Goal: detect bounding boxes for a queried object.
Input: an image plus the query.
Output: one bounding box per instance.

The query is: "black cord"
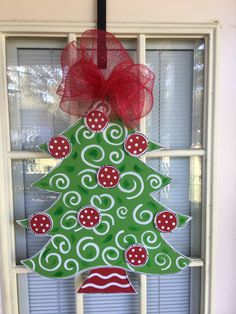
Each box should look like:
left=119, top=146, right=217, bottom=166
left=97, top=0, right=107, bottom=69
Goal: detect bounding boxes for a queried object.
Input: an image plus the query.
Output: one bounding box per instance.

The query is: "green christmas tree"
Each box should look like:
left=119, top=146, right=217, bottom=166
left=18, top=106, right=191, bottom=293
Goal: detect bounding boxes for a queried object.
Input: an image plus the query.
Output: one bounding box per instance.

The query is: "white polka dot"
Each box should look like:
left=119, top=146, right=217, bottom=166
left=110, top=182, right=113, bottom=185
left=81, top=215, right=84, bottom=218
left=133, top=150, right=137, bottom=154
left=62, top=140, right=65, bottom=144
left=49, top=145, right=54, bottom=149
left=172, top=222, right=176, bottom=226
left=42, top=217, right=46, bottom=220
left=85, top=210, right=88, bottom=214
left=139, top=148, right=143, bottom=152
left=103, top=182, right=107, bottom=185
left=91, top=210, right=94, bottom=213
left=92, top=113, right=95, bottom=116
left=64, top=146, right=68, bottom=149
left=42, top=229, right=45, bottom=232
left=161, top=226, right=165, bottom=229
left=98, top=113, right=101, bottom=116
left=88, top=118, right=92, bottom=122
left=167, top=227, right=170, bottom=230
left=158, top=220, right=161, bottom=223
left=135, top=254, right=138, bottom=258
left=131, top=259, right=135, bottom=263
left=165, top=220, right=168, bottom=224
left=33, top=223, right=36, bottom=226
left=90, top=222, right=94, bottom=225
left=95, top=216, right=98, bottom=219
left=83, top=221, right=86, bottom=224
left=127, top=145, right=131, bottom=149
left=107, top=175, right=111, bottom=178
left=35, top=228, right=38, bottom=231
left=139, top=248, right=142, bottom=252
left=138, top=260, right=141, bottom=264
left=163, top=214, right=166, bottom=218
left=40, top=223, right=43, bottom=226
left=63, top=152, right=66, bottom=155
left=130, top=139, right=133, bottom=142
left=135, top=143, right=138, bottom=147
left=142, top=141, right=146, bottom=144
left=34, top=218, right=38, bottom=221
left=55, top=152, right=58, bottom=156
left=101, top=174, right=104, bottom=177
left=112, top=169, right=115, bottom=173
left=101, top=118, right=104, bottom=121
left=87, top=216, right=91, bottom=219
left=91, top=125, right=95, bottom=128
left=136, top=136, right=139, bottom=139
left=105, top=168, right=108, bottom=172
left=46, top=224, right=49, bottom=227
left=170, top=215, right=173, bottom=219
left=129, top=254, right=132, bottom=257
left=114, top=176, right=117, bottom=179
left=98, top=125, right=102, bottom=129
left=95, top=118, right=98, bottom=122
left=142, top=254, right=145, bottom=258
left=58, top=147, right=61, bottom=150
left=54, top=140, right=57, bottom=143
left=132, top=249, right=135, bottom=252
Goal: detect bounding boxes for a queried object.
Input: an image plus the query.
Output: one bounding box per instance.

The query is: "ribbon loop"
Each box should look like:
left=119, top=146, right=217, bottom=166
left=57, top=29, right=155, bottom=128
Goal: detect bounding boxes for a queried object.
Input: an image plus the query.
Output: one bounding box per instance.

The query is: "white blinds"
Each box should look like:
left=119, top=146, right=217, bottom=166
left=8, top=38, right=203, bottom=314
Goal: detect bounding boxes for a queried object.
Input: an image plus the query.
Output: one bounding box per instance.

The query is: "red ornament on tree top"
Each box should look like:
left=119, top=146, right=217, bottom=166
left=85, top=109, right=108, bottom=132
left=97, top=165, right=120, bottom=188
left=125, top=244, right=148, bottom=267
left=77, top=206, right=101, bottom=229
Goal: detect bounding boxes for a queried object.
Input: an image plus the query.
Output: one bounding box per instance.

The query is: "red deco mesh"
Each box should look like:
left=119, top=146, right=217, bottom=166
left=57, top=29, right=155, bottom=128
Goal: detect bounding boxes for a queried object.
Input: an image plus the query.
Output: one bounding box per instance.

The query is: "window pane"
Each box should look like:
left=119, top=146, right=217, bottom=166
left=147, top=267, right=201, bottom=314
left=17, top=274, right=76, bottom=314
left=7, top=38, right=71, bottom=151
left=147, top=157, right=202, bottom=256
left=12, top=159, right=59, bottom=264
left=146, top=39, right=204, bottom=149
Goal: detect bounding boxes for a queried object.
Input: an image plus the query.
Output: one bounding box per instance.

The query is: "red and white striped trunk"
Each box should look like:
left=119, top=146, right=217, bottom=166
left=77, top=267, right=136, bottom=294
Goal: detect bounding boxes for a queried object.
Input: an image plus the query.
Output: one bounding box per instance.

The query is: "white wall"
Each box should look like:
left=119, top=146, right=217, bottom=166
left=0, top=0, right=236, bottom=313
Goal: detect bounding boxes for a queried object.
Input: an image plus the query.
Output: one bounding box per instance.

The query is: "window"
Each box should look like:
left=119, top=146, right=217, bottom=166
left=0, top=23, right=219, bottom=314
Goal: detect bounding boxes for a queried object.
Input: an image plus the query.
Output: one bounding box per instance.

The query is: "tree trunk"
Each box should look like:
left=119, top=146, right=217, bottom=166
left=77, top=267, right=136, bottom=294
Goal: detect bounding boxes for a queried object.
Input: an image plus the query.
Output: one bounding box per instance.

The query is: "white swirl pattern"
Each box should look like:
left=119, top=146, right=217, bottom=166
left=116, top=206, right=128, bottom=219
left=62, top=191, right=81, bottom=208
left=155, top=253, right=172, bottom=270
left=81, top=145, right=105, bottom=168
left=49, top=173, right=70, bottom=190
left=77, top=169, right=98, bottom=189
left=103, top=123, right=128, bottom=146
left=102, top=246, right=120, bottom=265
left=133, top=204, right=154, bottom=225
left=75, top=125, right=96, bottom=144
left=90, top=194, right=115, bottom=212
left=147, top=174, right=163, bottom=190
left=76, top=237, right=100, bottom=262
left=60, top=211, right=78, bottom=230
left=141, top=231, right=161, bottom=249
left=109, top=149, right=125, bottom=164
left=118, top=172, right=144, bottom=199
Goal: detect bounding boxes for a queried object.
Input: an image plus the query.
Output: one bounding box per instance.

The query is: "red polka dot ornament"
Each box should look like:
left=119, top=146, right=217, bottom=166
left=97, top=165, right=120, bottom=188
left=48, top=136, right=71, bottom=159
left=77, top=206, right=101, bottom=229
left=29, top=213, right=52, bottom=235
left=124, top=133, right=148, bottom=157
left=125, top=244, right=148, bottom=267
left=85, top=109, right=108, bottom=132
left=155, top=211, right=178, bottom=233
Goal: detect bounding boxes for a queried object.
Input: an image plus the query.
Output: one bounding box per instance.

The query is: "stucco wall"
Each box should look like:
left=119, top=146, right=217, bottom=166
left=0, top=1, right=236, bottom=313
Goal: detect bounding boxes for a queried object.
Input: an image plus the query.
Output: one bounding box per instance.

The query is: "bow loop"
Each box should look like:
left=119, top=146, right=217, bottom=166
left=57, top=29, right=155, bottom=128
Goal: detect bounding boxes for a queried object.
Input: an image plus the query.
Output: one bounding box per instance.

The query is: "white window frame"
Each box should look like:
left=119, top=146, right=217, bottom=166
left=0, top=21, right=220, bottom=314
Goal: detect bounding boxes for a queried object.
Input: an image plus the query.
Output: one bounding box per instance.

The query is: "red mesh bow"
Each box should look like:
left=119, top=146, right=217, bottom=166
left=57, top=29, right=155, bottom=128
